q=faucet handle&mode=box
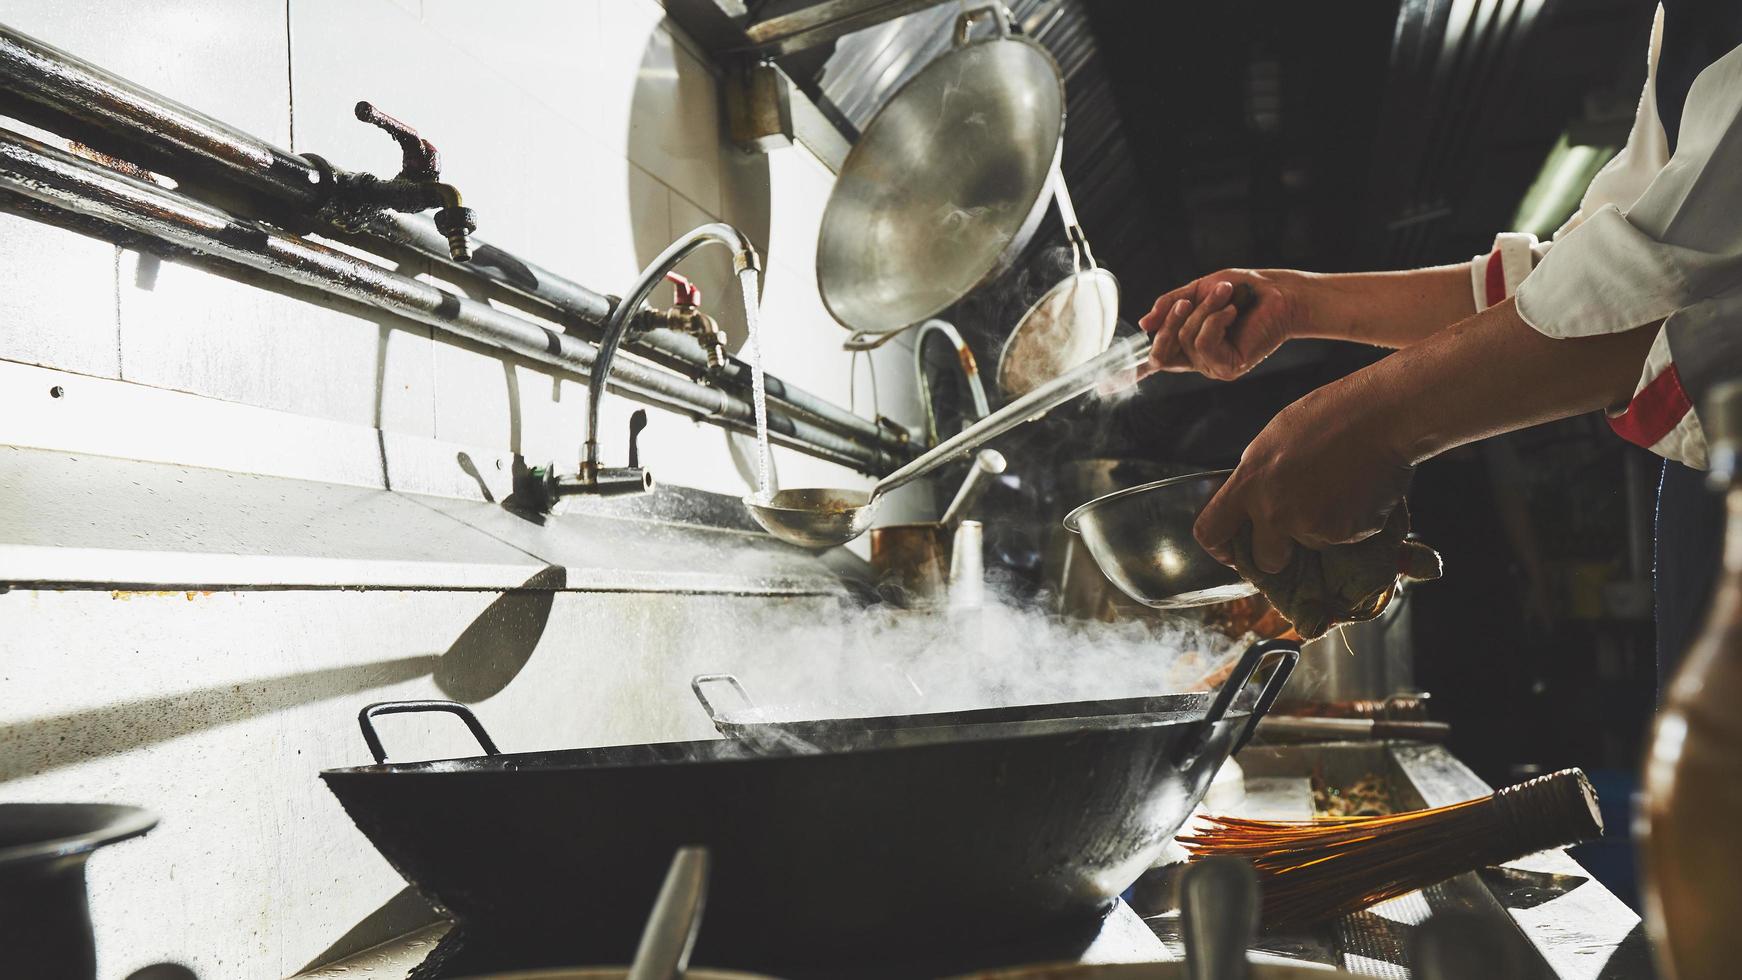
[628,409,648,469]
[355,100,441,181]
[665,271,702,307]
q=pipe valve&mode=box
[647,272,729,374]
[530,410,655,509]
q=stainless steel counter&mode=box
[1137,741,1651,979]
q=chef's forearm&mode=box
[1290,264,1474,349]
[1338,298,1660,465]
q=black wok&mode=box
[320,640,1297,974]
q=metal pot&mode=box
[0,803,157,980]
[1291,586,1418,702]
[1064,471,1257,610]
[321,641,1298,974]
[817,5,1066,335]
[869,449,1005,607]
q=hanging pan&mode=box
[817,5,1067,337]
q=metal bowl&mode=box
[816,6,1065,335]
[1063,470,1256,609]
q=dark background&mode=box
[769,0,1666,906]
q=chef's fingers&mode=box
[1144,297,1194,375]
[1139,284,1196,334]
[1175,281,1235,375]
[1188,303,1245,380]
[1192,480,1243,565]
[1250,524,1296,575]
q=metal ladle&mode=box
[748,285,1255,549]
[745,330,1156,549]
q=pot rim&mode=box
[1062,469,1233,533]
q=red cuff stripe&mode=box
[1609,364,1693,450]
[1484,247,1506,308]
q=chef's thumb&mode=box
[1192,489,1241,566]
[1251,524,1296,575]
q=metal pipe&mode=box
[0,23,324,208]
[0,126,892,474]
[0,20,909,464]
[360,214,906,460]
[588,223,761,483]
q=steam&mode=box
[704,586,1239,732]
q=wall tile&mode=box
[575,155,673,293]
[4,0,291,147]
[118,254,436,436]
[602,11,724,215]
[419,0,593,133]
[0,214,118,378]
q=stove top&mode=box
[294,900,1167,979]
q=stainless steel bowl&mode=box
[1062,470,1257,609]
[816,5,1065,335]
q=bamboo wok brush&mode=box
[1178,767,1603,926]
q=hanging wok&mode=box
[320,641,1297,974]
[817,4,1067,335]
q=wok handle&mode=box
[690,673,757,727]
[358,700,501,764]
[954,4,1012,46]
[1182,639,1300,763]
[1231,641,1301,752]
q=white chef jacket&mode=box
[1469,5,1742,470]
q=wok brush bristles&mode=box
[1178,768,1603,926]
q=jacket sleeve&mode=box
[1476,17,1742,468]
[1468,6,1670,313]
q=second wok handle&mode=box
[358,700,501,764]
[690,673,758,726]
[1233,642,1301,752]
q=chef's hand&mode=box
[1192,382,1414,574]
[1138,270,1305,382]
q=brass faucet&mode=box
[645,271,730,374]
[307,100,476,262]
[531,223,761,509]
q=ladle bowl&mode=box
[742,489,877,551]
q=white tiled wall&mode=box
[0,2,937,976]
[0,0,926,512]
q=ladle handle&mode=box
[871,285,1256,499]
[873,332,1152,498]
[940,450,1007,528]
